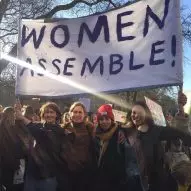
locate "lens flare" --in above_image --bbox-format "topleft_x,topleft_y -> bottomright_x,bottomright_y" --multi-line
1,53 -> 131,109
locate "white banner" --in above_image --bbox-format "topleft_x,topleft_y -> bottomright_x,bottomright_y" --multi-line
16,0 -> 182,96
145,96 -> 166,126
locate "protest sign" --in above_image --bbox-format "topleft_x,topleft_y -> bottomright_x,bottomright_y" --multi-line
16,0 -> 182,96
113,109 -> 127,123
145,96 -> 166,126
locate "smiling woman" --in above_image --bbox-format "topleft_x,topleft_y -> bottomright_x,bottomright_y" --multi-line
14,101 -> 67,191
124,101 -> 191,191
94,104 -> 144,191
61,101 -> 96,191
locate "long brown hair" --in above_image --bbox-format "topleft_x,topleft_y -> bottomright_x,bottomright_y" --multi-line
0,107 -> 18,167
62,112 -> 70,125
1,107 -> 15,127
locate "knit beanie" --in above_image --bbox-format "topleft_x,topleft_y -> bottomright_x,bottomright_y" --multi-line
97,104 -> 114,121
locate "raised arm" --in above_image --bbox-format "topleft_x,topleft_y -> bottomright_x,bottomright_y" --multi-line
14,103 -> 41,138
14,102 -> 31,125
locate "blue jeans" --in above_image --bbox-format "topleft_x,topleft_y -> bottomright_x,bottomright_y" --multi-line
24,175 -> 57,191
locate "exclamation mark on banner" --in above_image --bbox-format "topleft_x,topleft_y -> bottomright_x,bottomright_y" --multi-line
171,35 -> 176,67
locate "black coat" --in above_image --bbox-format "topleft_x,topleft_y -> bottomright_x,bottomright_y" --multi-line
125,125 -> 191,191
0,121 -> 26,190
25,122 -> 68,179
94,126 -> 144,191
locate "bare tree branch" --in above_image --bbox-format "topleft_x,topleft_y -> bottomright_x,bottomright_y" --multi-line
0,0 -> 114,74
108,0 -> 117,8
0,28 -> 17,33
0,0 -> 54,74
0,32 -> 18,38
38,0 -> 111,19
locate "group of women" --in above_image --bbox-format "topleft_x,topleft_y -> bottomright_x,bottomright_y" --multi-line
0,99 -> 191,191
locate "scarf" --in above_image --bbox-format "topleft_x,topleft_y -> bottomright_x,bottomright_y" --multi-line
96,125 -> 118,166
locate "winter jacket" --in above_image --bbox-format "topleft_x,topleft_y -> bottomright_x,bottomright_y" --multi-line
94,124 -> 144,191
25,122 -> 68,180
124,125 -> 191,191
0,121 -> 26,190
61,121 -> 96,191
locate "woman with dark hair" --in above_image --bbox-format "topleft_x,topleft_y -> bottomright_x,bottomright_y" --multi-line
61,102 -> 96,191
94,104 -> 144,191
0,107 -> 26,191
15,102 -> 68,191
124,101 -> 191,191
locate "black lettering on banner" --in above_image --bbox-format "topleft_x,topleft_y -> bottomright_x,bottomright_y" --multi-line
51,25 -> 70,48
129,51 -> 144,70
81,56 -> 104,76
63,58 -> 76,76
150,40 -> 165,65
171,35 -> 176,67
117,11 -> 135,41
52,59 -> 61,75
20,58 -> 34,76
110,54 -> 123,75
38,58 -> 46,76
143,0 -> 170,37
78,15 -> 110,47
21,25 -> 46,49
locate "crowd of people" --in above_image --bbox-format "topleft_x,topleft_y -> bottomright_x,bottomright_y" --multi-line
0,92 -> 191,191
